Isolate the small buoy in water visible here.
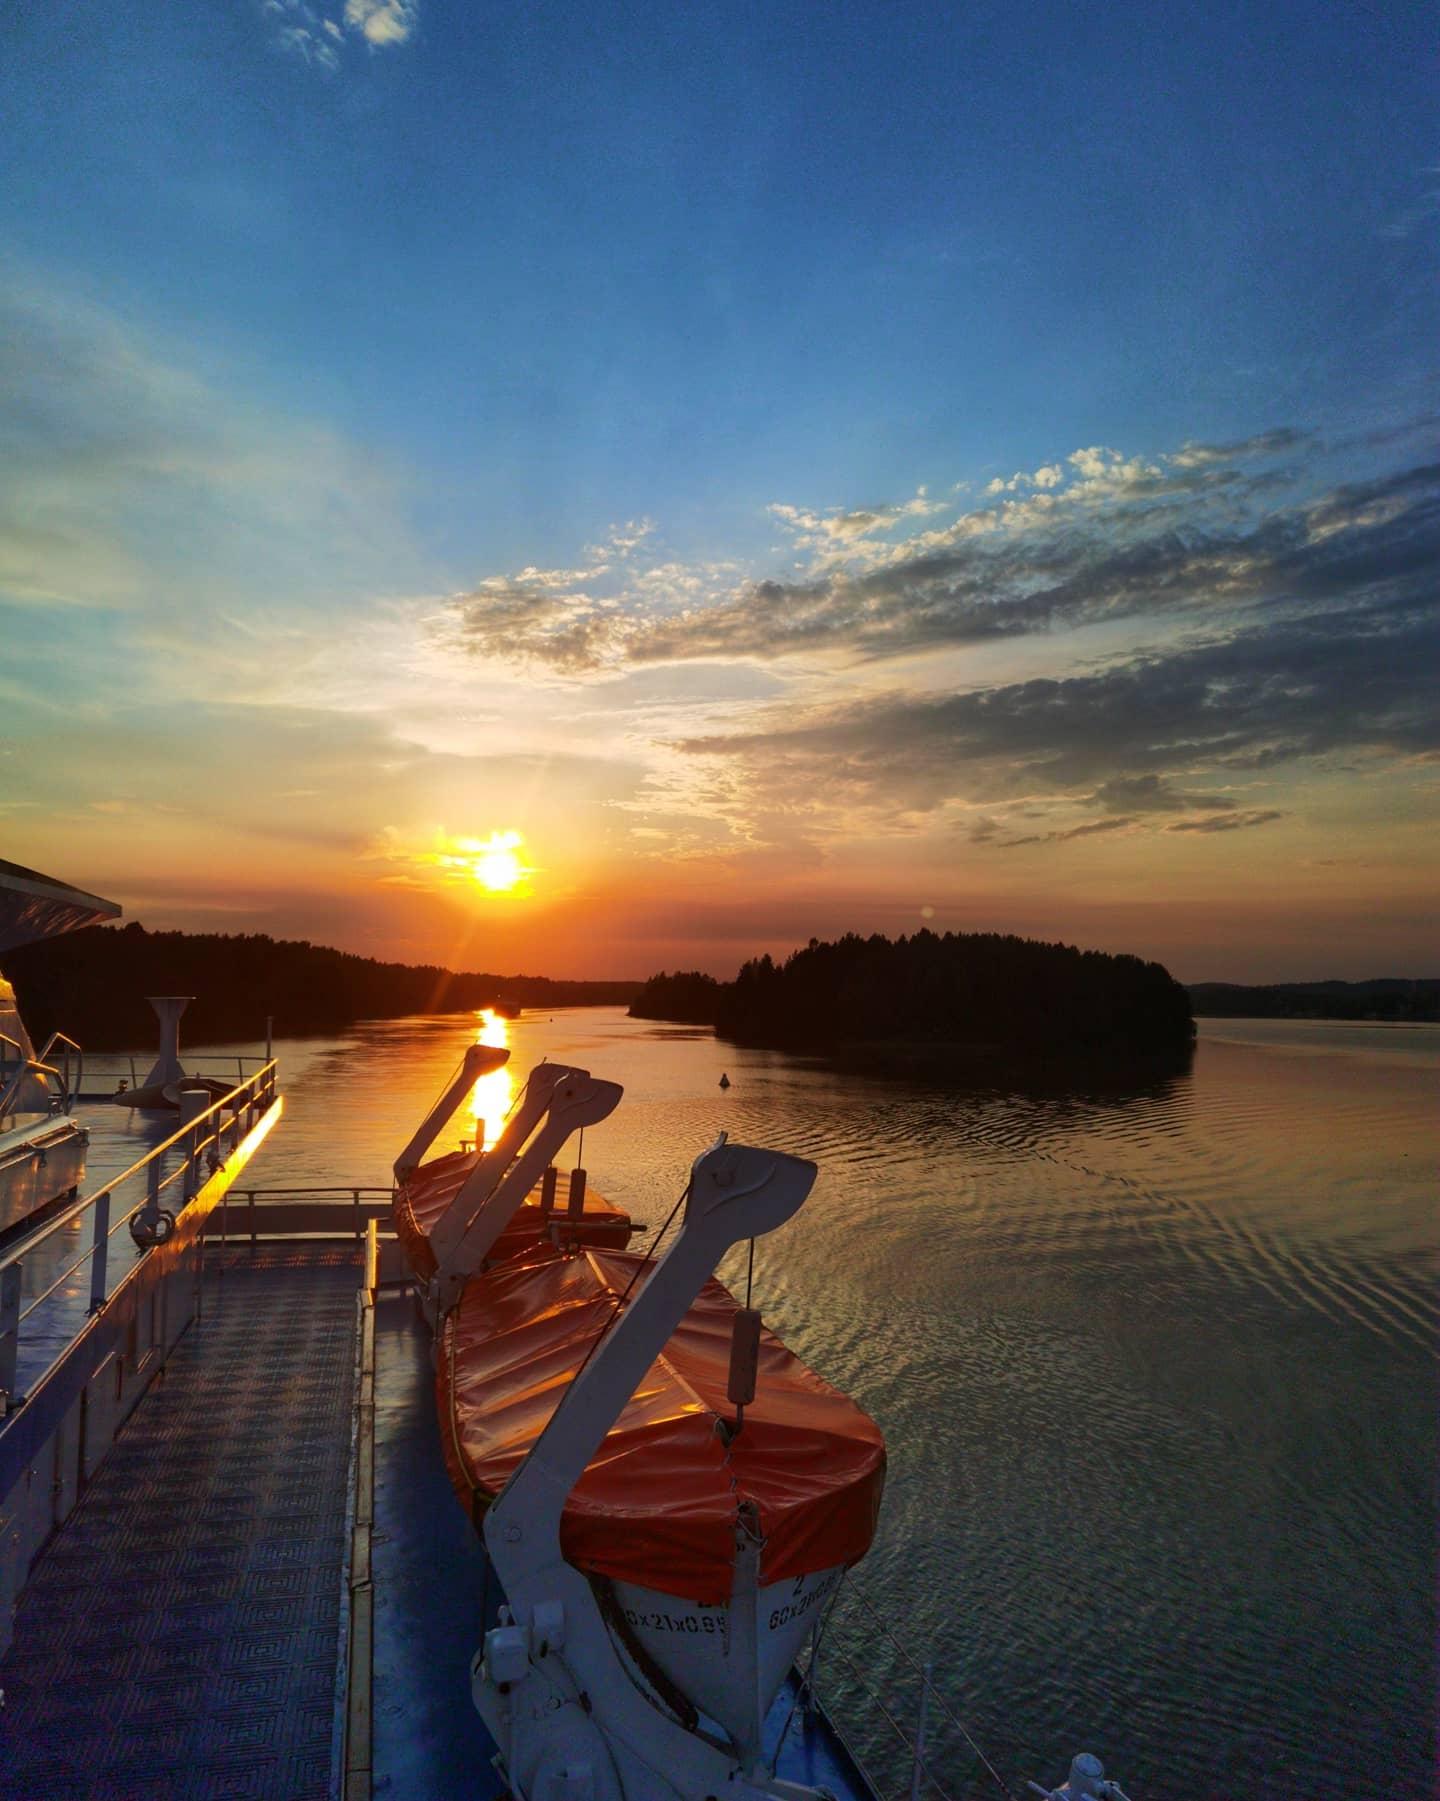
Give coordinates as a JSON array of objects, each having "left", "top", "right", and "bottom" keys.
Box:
[{"left": 719, "top": 1073, "right": 731, "bottom": 1089}]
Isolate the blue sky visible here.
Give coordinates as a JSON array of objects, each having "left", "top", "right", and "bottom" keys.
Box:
[{"left": 2, "top": 0, "right": 1436, "bottom": 979}]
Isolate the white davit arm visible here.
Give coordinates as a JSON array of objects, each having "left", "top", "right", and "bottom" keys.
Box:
[
  {"left": 393, "top": 1042, "right": 511, "bottom": 1183},
  {"left": 427, "top": 1062, "right": 622, "bottom": 1304},
  {"left": 490, "top": 1133, "right": 814, "bottom": 1579},
  {"left": 473, "top": 1134, "right": 821, "bottom": 1801}
]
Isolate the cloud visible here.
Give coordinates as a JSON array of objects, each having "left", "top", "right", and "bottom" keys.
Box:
[
  {"left": 1169, "top": 427, "right": 1309, "bottom": 470},
  {"left": 768, "top": 488, "right": 946, "bottom": 562},
  {"left": 0, "top": 272, "right": 411, "bottom": 716},
  {"left": 445, "top": 429, "right": 1437, "bottom": 680},
  {"left": 999, "top": 816, "right": 1137, "bottom": 849},
  {"left": 263, "top": 0, "right": 416, "bottom": 68},
  {"left": 1091, "top": 774, "right": 1234, "bottom": 814},
  {"left": 670, "top": 591, "right": 1438, "bottom": 827},
  {"left": 1164, "top": 810, "right": 1285, "bottom": 834},
  {"left": 987, "top": 463, "right": 1065, "bottom": 494},
  {"left": 344, "top": 0, "right": 417, "bottom": 45}
]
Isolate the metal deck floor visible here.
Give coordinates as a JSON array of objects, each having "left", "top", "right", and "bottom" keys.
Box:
[{"left": 0, "top": 1249, "right": 361, "bottom": 1801}]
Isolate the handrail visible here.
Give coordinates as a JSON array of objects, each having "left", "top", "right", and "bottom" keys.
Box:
[
  {"left": 0, "top": 1058, "right": 281, "bottom": 1414},
  {"left": 0, "top": 1055, "right": 64, "bottom": 1120},
  {"left": 234, "top": 1186, "right": 393, "bottom": 1196},
  {"left": 0, "top": 1060, "right": 278, "bottom": 1276},
  {"left": 0, "top": 1029, "right": 83, "bottom": 1117}
]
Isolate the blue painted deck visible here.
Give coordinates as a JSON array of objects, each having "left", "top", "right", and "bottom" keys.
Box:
[
  {"left": 371, "top": 1284, "right": 502, "bottom": 1798},
  {"left": 0, "top": 1249, "right": 359, "bottom": 1801}
]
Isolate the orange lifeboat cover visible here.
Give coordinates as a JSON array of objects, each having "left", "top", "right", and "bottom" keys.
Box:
[
  {"left": 438, "top": 1247, "right": 886, "bottom": 1604},
  {"left": 394, "top": 1149, "right": 634, "bottom": 1277}
]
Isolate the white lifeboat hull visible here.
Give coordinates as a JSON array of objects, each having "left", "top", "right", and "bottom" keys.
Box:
[{"left": 611, "top": 1565, "right": 843, "bottom": 1745}]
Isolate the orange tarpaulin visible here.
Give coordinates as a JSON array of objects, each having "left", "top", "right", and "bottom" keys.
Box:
[
  {"left": 394, "top": 1149, "right": 634, "bottom": 1277},
  {"left": 438, "top": 1247, "right": 887, "bottom": 1604}
]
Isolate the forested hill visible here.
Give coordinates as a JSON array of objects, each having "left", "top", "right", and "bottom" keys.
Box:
[
  {"left": 2, "top": 923, "right": 639, "bottom": 1049},
  {"left": 630, "top": 930, "right": 1194, "bottom": 1072},
  {"left": 1188, "top": 979, "right": 1439, "bottom": 1021}
]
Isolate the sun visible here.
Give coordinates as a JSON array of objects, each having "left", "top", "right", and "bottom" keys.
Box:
[{"left": 460, "top": 830, "right": 530, "bottom": 893}]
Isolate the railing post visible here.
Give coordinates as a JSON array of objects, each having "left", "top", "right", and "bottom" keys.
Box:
[
  {"left": 88, "top": 1191, "right": 112, "bottom": 1314},
  {"left": 179, "top": 1089, "right": 208, "bottom": 1203},
  {"left": 0, "top": 1262, "right": 20, "bottom": 1412},
  {"left": 352, "top": 1188, "right": 361, "bottom": 1243},
  {"left": 140, "top": 1151, "right": 162, "bottom": 1240}
]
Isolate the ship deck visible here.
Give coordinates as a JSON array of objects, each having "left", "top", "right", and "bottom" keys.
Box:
[
  {"left": 0, "top": 1248, "right": 361, "bottom": 1799},
  {"left": 0, "top": 1244, "right": 876, "bottom": 1801}
]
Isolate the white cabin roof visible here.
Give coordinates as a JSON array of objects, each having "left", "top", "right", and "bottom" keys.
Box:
[{"left": 0, "top": 859, "right": 122, "bottom": 954}]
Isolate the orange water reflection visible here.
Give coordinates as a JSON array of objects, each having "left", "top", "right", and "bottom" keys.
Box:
[{"left": 469, "top": 1008, "right": 514, "bottom": 1149}]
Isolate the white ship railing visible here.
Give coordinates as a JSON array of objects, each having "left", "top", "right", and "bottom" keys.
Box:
[
  {"left": 74, "top": 1050, "right": 267, "bottom": 1102},
  {"left": 0, "top": 1059, "right": 279, "bottom": 1413},
  {"left": 214, "top": 1184, "right": 393, "bottom": 1246},
  {"left": 0, "top": 1029, "right": 83, "bottom": 1118}
]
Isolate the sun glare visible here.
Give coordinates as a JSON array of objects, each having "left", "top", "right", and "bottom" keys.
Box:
[
  {"left": 446, "top": 830, "right": 532, "bottom": 894},
  {"left": 470, "top": 1008, "right": 514, "bottom": 1149}
]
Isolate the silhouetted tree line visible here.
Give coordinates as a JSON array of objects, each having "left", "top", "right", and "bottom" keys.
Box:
[
  {"left": 631, "top": 929, "right": 1194, "bottom": 1067},
  {"left": 626, "top": 970, "right": 722, "bottom": 1024},
  {"left": 1188, "top": 979, "right": 1438, "bottom": 1021},
  {"left": 2, "top": 923, "right": 640, "bottom": 1049}
]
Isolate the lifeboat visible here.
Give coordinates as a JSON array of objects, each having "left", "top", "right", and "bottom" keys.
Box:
[
  {"left": 440, "top": 1240, "right": 884, "bottom": 1747},
  {"left": 396, "top": 1144, "right": 634, "bottom": 1276},
  {"left": 393, "top": 1054, "right": 887, "bottom": 1799},
  {"left": 392, "top": 1050, "right": 639, "bottom": 1301}
]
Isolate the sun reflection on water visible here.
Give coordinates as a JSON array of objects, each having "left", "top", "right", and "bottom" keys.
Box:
[{"left": 469, "top": 1007, "right": 513, "bottom": 1149}]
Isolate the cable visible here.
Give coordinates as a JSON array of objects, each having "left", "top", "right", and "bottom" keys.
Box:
[
  {"left": 565, "top": 1176, "right": 692, "bottom": 1390},
  {"left": 838, "top": 1585, "right": 1017, "bottom": 1801},
  {"left": 823, "top": 1639, "right": 961, "bottom": 1801},
  {"left": 771, "top": 1576, "right": 845, "bottom": 1765}
]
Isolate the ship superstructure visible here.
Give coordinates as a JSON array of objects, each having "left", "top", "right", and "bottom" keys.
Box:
[{"left": 0, "top": 859, "right": 121, "bottom": 1240}]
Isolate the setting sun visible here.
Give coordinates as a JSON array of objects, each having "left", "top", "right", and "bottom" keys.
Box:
[{"left": 445, "top": 831, "right": 532, "bottom": 894}]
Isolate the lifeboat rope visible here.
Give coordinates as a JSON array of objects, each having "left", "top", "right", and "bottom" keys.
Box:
[
  {"left": 562, "top": 1176, "right": 693, "bottom": 1390},
  {"left": 590, "top": 1574, "right": 700, "bottom": 1733},
  {"left": 770, "top": 1576, "right": 845, "bottom": 1764}
]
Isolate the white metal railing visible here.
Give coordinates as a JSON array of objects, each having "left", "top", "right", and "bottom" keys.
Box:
[
  {"left": 76, "top": 1051, "right": 268, "bottom": 1100},
  {"left": 212, "top": 1185, "right": 393, "bottom": 1249},
  {"left": 0, "top": 1059, "right": 279, "bottom": 1413},
  {"left": 0, "top": 1030, "right": 82, "bottom": 1119}
]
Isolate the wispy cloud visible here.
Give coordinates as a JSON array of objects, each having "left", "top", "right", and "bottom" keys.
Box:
[
  {"left": 0, "top": 273, "right": 410, "bottom": 698},
  {"left": 1164, "top": 810, "right": 1285, "bottom": 834},
  {"left": 445, "top": 426, "right": 1433, "bottom": 679},
  {"left": 344, "top": 0, "right": 418, "bottom": 45},
  {"left": 669, "top": 590, "right": 1437, "bottom": 840},
  {"left": 262, "top": 0, "right": 417, "bottom": 71}
]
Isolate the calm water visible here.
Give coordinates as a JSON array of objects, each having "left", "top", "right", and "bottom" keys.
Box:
[{"left": 245, "top": 1008, "right": 1435, "bottom": 1799}]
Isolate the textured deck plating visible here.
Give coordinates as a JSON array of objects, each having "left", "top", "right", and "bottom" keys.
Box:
[{"left": 0, "top": 1251, "right": 359, "bottom": 1801}]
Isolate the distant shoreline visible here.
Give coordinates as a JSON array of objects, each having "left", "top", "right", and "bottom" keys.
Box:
[
  {"left": 0, "top": 922, "right": 642, "bottom": 1051},
  {"left": 1188, "top": 979, "right": 1438, "bottom": 1023}
]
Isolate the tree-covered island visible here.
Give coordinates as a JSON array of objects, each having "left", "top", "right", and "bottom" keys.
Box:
[{"left": 630, "top": 930, "right": 1195, "bottom": 1081}]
